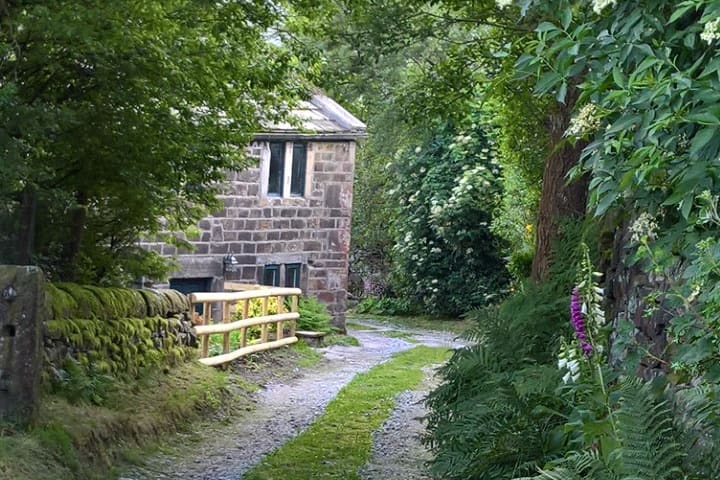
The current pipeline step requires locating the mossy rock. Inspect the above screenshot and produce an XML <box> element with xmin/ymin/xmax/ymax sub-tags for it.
<box><xmin>138</xmin><ymin>289</ymin><xmax>165</xmax><ymax>317</ymax></box>
<box><xmin>106</xmin><ymin>288</ymin><xmax>147</xmax><ymax>318</ymax></box>
<box><xmin>159</xmin><ymin>289</ymin><xmax>190</xmax><ymax>315</ymax></box>
<box><xmin>53</xmin><ymin>283</ymin><xmax>105</xmax><ymax>319</ymax></box>
<box><xmin>146</xmin><ymin>289</ymin><xmax>173</xmax><ymax>316</ymax></box>
<box><xmin>47</xmin><ymin>284</ymin><xmax>79</xmax><ymax>320</ymax></box>
<box><xmin>50</xmin><ymin>283</ymin><xmax>152</xmax><ymax>321</ymax></box>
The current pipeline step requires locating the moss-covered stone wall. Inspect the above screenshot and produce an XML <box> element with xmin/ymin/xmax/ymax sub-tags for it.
<box><xmin>45</xmin><ymin>284</ymin><xmax>197</xmax><ymax>381</ymax></box>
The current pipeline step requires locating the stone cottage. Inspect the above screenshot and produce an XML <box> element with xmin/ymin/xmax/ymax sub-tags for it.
<box><xmin>141</xmin><ymin>93</ymin><xmax>366</xmax><ymax>329</ymax></box>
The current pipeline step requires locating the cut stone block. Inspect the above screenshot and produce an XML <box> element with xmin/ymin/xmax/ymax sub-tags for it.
<box><xmin>0</xmin><ymin>266</ymin><xmax>46</xmax><ymax>426</ymax></box>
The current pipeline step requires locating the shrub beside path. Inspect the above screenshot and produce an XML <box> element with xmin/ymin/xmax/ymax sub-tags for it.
<box><xmin>122</xmin><ymin>319</ymin><xmax>464</xmax><ymax>480</ymax></box>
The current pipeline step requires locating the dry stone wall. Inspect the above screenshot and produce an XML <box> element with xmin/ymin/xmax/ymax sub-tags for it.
<box><xmin>141</xmin><ymin>140</ymin><xmax>356</xmax><ymax>329</ymax></box>
<box><xmin>45</xmin><ymin>284</ymin><xmax>197</xmax><ymax>380</ymax></box>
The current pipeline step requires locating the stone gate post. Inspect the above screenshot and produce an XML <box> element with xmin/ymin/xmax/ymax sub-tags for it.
<box><xmin>0</xmin><ymin>266</ymin><xmax>45</xmax><ymax>425</ymax></box>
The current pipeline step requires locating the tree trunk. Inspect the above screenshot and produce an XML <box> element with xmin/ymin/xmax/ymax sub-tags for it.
<box><xmin>531</xmin><ymin>93</ymin><xmax>588</xmax><ymax>282</ymax></box>
<box><xmin>62</xmin><ymin>191</ymin><xmax>87</xmax><ymax>281</ymax></box>
<box><xmin>16</xmin><ymin>187</ymin><xmax>37</xmax><ymax>265</ymax></box>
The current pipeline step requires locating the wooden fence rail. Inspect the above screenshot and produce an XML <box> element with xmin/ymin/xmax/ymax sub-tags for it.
<box><xmin>190</xmin><ymin>287</ymin><xmax>302</xmax><ymax>367</ymax></box>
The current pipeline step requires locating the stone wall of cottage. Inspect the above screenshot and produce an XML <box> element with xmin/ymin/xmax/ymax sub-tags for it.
<box><xmin>140</xmin><ymin>140</ymin><xmax>355</xmax><ymax>329</ymax></box>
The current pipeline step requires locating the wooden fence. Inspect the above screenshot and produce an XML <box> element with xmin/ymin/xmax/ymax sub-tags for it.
<box><xmin>190</xmin><ymin>287</ymin><xmax>302</xmax><ymax>367</ymax></box>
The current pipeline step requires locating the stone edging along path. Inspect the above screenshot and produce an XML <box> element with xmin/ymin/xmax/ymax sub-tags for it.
<box><xmin>121</xmin><ymin>319</ymin><xmax>465</xmax><ymax>480</ymax></box>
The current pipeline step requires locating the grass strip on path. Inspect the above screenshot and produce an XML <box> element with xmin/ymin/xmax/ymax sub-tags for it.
<box><xmin>346</xmin><ymin>313</ymin><xmax>471</xmax><ymax>335</ymax></box>
<box><xmin>244</xmin><ymin>345</ymin><xmax>451</xmax><ymax>480</ymax></box>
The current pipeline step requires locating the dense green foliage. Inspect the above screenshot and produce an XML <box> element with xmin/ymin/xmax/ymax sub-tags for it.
<box><xmin>520</xmin><ymin>0</ymin><xmax>720</xmax><ymax>388</ymax></box>
<box><xmin>309</xmin><ymin>1</ymin><xmax>720</xmax><ymax>477</ymax></box>
<box><xmin>425</xmin><ymin>225</ymin><xmax>585</xmax><ymax>479</ymax></box>
<box><xmin>307</xmin><ymin>3</ymin><xmax>514</xmax><ymax>311</ymax></box>
<box><xmin>296</xmin><ymin>296</ymin><xmax>334</xmax><ymax>333</ymax></box>
<box><xmin>389</xmin><ymin>119</ymin><xmax>507</xmax><ymax>314</ymax></box>
<box><xmin>0</xmin><ymin>1</ymin><xmax>317</xmax><ymax>284</ymax></box>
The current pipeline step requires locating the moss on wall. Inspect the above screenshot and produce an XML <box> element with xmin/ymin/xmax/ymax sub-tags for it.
<box><xmin>49</xmin><ymin>283</ymin><xmax>178</xmax><ymax>321</ymax></box>
<box><xmin>45</xmin><ymin>284</ymin><xmax>197</xmax><ymax>383</ymax></box>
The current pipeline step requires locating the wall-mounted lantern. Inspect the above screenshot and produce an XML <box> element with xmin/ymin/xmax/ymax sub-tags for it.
<box><xmin>1</xmin><ymin>285</ymin><xmax>16</xmax><ymax>303</ymax></box>
<box><xmin>223</xmin><ymin>254</ymin><xmax>241</xmax><ymax>274</ymax></box>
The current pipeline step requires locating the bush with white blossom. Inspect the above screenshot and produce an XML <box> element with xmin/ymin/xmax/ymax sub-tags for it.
<box><xmin>389</xmin><ymin>118</ymin><xmax>508</xmax><ymax>315</ymax></box>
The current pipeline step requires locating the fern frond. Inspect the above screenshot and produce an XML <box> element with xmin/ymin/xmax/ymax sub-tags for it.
<box><xmin>612</xmin><ymin>380</ymin><xmax>684</xmax><ymax>480</ymax></box>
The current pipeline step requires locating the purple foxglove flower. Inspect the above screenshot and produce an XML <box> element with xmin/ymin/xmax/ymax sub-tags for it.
<box><xmin>570</xmin><ymin>287</ymin><xmax>593</xmax><ymax>356</ymax></box>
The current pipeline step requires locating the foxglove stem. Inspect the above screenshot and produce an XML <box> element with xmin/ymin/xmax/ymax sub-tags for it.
<box><xmin>570</xmin><ymin>287</ymin><xmax>593</xmax><ymax>356</ymax></box>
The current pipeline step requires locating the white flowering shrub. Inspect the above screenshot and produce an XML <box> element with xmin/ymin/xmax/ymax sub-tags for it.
<box><xmin>389</xmin><ymin>118</ymin><xmax>507</xmax><ymax>315</ymax></box>
<box><xmin>565</xmin><ymin>103</ymin><xmax>603</xmax><ymax>138</ymax></box>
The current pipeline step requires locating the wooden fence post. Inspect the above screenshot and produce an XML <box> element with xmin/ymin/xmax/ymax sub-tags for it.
<box><xmin>276</xmin><ymin>295</ymin><xmax>284</xmax><ymax>340</ymax></box>
<box><xmin>189</xmin><ymin>288</ymin><xmax>302</xmax><ymax>367</ymax></box>
<box><xmin>222</xmin><ymin>301</ymin><xmax>230</xmax><ymax>354</ymax></box>
<box><xmin>290</xmin><ymin>295</ymin><xmax>298</xmax><ymax>337</ymax></box>
<box><xmin>201</xmin><ymin>302</ymin><xmax>210</xmax><ymax>358</ymax></box>
<box><xmin>261</xmin><ymin>297</ymin><xmax>269</xmax><ymax>343</ymax></box>
<box><xmin>241</xmin><ymin>299</ymin><xmax>249</xmax><ymax>348</ymax></box>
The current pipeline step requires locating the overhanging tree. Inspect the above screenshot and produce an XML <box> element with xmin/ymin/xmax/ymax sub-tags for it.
<box><xmin>0</xmin><ymin>0</ymin><xmax>315</xmax><ymax>283</ymax></box>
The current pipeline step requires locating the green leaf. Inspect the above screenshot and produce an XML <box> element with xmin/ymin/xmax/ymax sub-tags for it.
<box><xmin>536</xmin><ymin>22</ymin><xmax>559</xmax><ymax>33</ymax></box>
<box><xmin>535</xmin><ymin>71</ymin><xmax>562</xmax><ymax>94</ymax></box>
<box><xmin>699</xmin><ymin>56</ymin><xmax>720</xmax><ymax>78</ymax></box>
<box><xmin>680</xmin><ymin>193</ymin><xmax>693</xmax><ymax>219</ymax></box>
<box><xmin>668</xmin><ymin>2</ymin><xmax>696</xmax><ymax>23</ymax></box>
<box><xmin>595</xmin><ymin>190</ymin><xmax>619</xmax><ymax>216</ymax></box>
<box><xmin>556</xmin><ymin>81</ymin><xmax>568</xmax><ymax>104</ymax></box>
<box><xmin>560</xmin><ymin>7</ymin><xmax>572</xmax><ymax>30</ymax></box>
<box><xmin>676</xmin><ymin>338</ymin><xmax>714</xmax><ymax>365</ymax></box>
<box><xmin>686</xmin><ymin>111</ymin><xmax>720</xmax><ymax>125</ymax></box>
<box><xmin>689</xmin><ymin>127</ymin><xmax>716</xmax><ymax>157</ymax></box>
<box><xmin>607</xmin><ymin>114</ymin><xmax>640</xmax><ymax>134</ymax></box>
<box><xmin>612</xmin><ymin>66</ymin><xmax>626</xmax><ymax>88</ymax></box>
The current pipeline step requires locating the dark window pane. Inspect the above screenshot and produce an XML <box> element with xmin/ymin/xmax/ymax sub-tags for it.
<box><xmin>290</xmin><ymin>143</ymin><xmax>306</xmax><ymax>196</ymax></box>
<box><xmin>285</xmin><ymin>263</ymin><xmax>301</xmax><ymax>288</ymax></box>
<box><xmin>169</xmin><ymin>277</ymin><xmax>212</xmax><ymax>314</ymax></box>
<box><xmin>263</xmin><ymin>265</ymin><xmax>280</xmax><ymax>287</ymax></box>
<box><xmin>268</xmin><ymin>142</ymin><xmax>285</xmax><ymax>196</ymax></box>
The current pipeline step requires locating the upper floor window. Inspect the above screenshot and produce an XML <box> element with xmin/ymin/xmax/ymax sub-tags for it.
<box><xmin>264</xmin><ymin>141</ymin><xmax>308</xmax><ymax>197</ymax></box>
<box><xmin>291</xmin><ymin>143</ymin><xmax>306</xmax><ymax>196</ymax></box>
<box><xmin>268</xmin><ymin>143</ymin><xmax>285</xmax><ymax>196</ymax></box>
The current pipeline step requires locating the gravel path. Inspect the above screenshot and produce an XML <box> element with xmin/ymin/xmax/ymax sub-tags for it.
<box><xmin>359</xmin><ymin>366</ymin><xmax>440</xmax><ymax>480</ymax></box>
<box><xmin>121</xmin><ymin>319</ymin><xmax>462</xmax><ymax>480</ymax></box>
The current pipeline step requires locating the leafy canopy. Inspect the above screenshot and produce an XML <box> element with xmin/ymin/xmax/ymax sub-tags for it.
<box><xmin>0</xmin><ymin>0</ymin><xmax>315</xmax><ymax>283</ymax></box>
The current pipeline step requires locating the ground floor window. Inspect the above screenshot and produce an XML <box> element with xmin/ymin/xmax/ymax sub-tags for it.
<box><xmin>262</xmin><ymin>264</ymin><xmax>281</xmax><ymax>287</ymax></box>
<box><xmin>262</xmin><ymin>263</ymin><xmax>302</xmax><ymax>288</ymax></box>
<box><xmin>285</xmin><ymin>263</ymin><xmax>301</xmax><ymax>288</ymax></box>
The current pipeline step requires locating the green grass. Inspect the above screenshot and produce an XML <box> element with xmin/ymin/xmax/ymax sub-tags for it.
<box><xmin>0</xmin><ymin>361</ymin><xmax>239</xmax><ymax>480</ymax></box>
<box><xmin>347</xmin><ymin>312</ymin><xmax>471</xmax><ymax>335</ymax></box>
<box><xmin>345</xmin><ymin>321</ymin><xmax>379</xmax><ymax>330</ymax></box>
<box><xmin>244</xmin><ymin>345</ymin><xmax>451</xmax><ymax>480</ymax></box>
<box><xmin>323</xmin><ymin>334</ymin><xmax>361</xmax><ymax>347</ymax></box>
<box><xmin>292</xmin><ymin>341</ymin><xmax>323</xmax><ymax>367</ymax></box>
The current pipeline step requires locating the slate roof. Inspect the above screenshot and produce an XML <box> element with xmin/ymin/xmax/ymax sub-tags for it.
<box><xmin>255</xmin><ymin>92</ymin><xmax>367</xmax><ymax>141</ymax></box>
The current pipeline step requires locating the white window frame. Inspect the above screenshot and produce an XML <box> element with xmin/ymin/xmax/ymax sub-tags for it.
<box><xmin>259</xmin><ymin>141</ymin><xmax>312</xmax><ymax>198</ymax></box>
